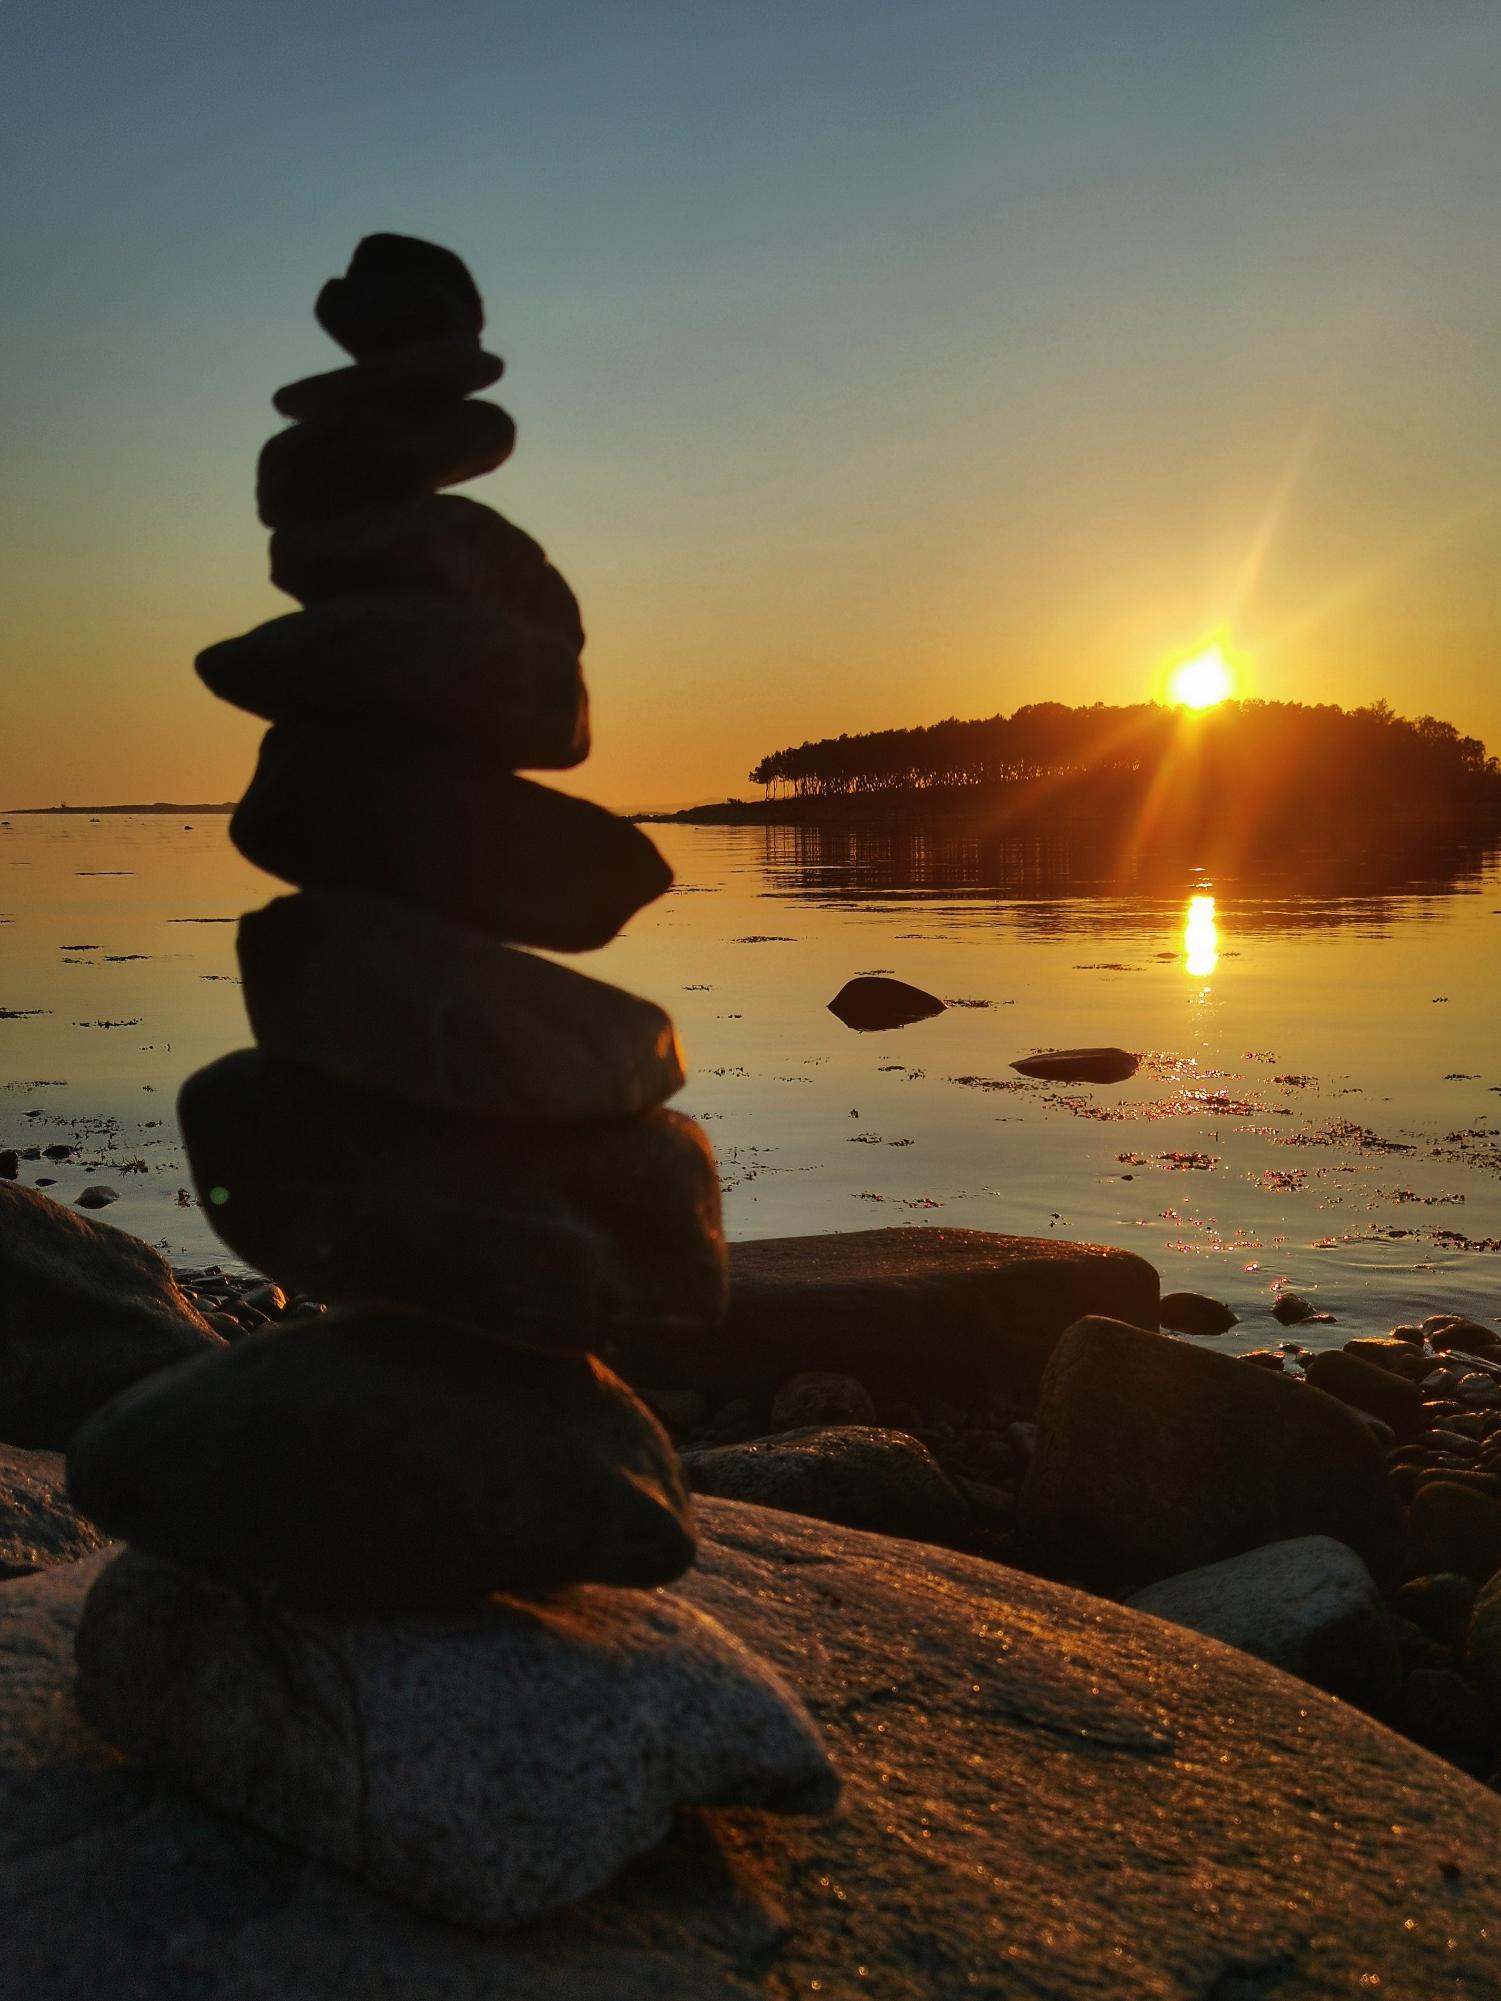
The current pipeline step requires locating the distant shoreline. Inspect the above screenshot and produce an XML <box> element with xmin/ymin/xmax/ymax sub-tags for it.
<box><xmin>2</xmin><ymin>804</ymin><xmax>237</xmax><ymax>816</ymax></box>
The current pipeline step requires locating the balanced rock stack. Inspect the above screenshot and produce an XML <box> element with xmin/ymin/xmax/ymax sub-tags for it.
<box><xmin>64</xmin><ymin>235</ymin><xmax>836</xmax><ymax>1930</ymax></box>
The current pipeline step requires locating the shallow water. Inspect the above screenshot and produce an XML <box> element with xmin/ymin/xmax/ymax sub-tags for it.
<box><xmin>3</xmin><ymin>811</ymin><xmax>1499</xmax><ymax>1353</ymax></box>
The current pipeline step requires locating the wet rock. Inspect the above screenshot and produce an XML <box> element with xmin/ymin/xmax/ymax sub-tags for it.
<box><xmin>1408</xmin><ymin>1481</ymin><xmax>1501</xmax><ymax>1586</ymax></box>
<box><xmin>683</xmin><ymin>1427</ymin><xmax>969</xmax><ymax>1547</ymax></box>
<box><xmin>6</xmin><ymin>1501</ymin><xmax>1501</xmax><ymax>1994</ymax></box>
<box><xmin>177</xmin><ymin>1052</ymin><xmax>726</xmax><ymax>1339</ymax></box>
<box><xmin>198</xmin><ymin>593</ymin><xmax>588</xmax><ymax>769</ymax></box>
<box><xmin>1017</xmin><ymin>1317</ymin><xmax>1401</xmax><ymax>1590</ymax></box>
<box><xmin>1342</xmin><ymin>1336</ymin><xmax>1430</xmax><ymax>1382</ymax></box>
<box><xmin>1305</xmin><ymin>1349</ymin><xmax>1421</xmax><ymax>1440</ymax></box>
<box><xmin>67</xmin><ymin>1312</ymin><xmax>694</xmax><ymax>1612</ymax></box>
<box><xmin>256</xmin><ymin>398</ymin><xmax>515</xmax><ymax>527</ymax></box>
<box><xmin>314</xmin><ymin>232</ymin><xmax>486</xmax><ymax>360</ymax></box>
<box><xmin>1009</xmin><ymin>1047</ymin><xmax>1138</xmax><ymax>1084</ymax></box>
<box><xmin>238</xmin><ymin>892</ymin><xmax>684</xmax><ymax>1120</ymax></box>
<box><xmin>75</xmin><ymin>1546</ymin><xmax>836</xmax><ymax>1931</ymax></box>
<box><xmin>1159</xmin><ymin>1290</ymin><xmax>1237</xmax><ymax>1336</ymax></box>
<box><xmin>1273</xmin><ymin>1292</ymin><xmax>1319</xmax><ymax>1325</ymax></box>
<box><xmin>0</xmin><ymin>1185</ymin><xmax>219</xmax><ymax>1449</ymax></box>
<box><xmin>826</xmin><ymin>976</ymin><xmax>945</xmax><ymax>1031</ymax></box>
<box><xmin>621</xmin><ymin>1226</ymin><xmax>1159</xmax><ymax>1402</ymax></box>
<box><xmin>0</xmin><ymin>1445</ymin><xmax>107</xmax><ymax>1572</ymax></box>
<box><xmin>73</xmin><ymin>1187</ymin><xmax>118</xmax><ymax>1211</ymax></box>
<box><xmin>232</xmin><ymin>726</ymin><xmax>670</xmax><ymax>949</ymax></box>
<box><xmin>1128</xmin><ymin>1536</ymin><xmax>1399</xmax><ymax>1712</ymax></box>
<box><xmin>769</xmin><ymin>1371</ymin><xmax>877</xmax><ymax>1431</ymax></box>
<box><xmin>1431</xmin><ymin>1320</ymin><xmax>1501</xmax><ymax>1355</ymax></box>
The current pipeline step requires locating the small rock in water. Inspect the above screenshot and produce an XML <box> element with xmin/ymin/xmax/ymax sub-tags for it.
<box><xmin>74</xmin><ymin>1186</ymin><xmax>119</xmax><ymax>1210</ymax></box>
<box><xmin>827</xmin><ymin>976</ymin><xmax>945</xmax><ymax>1031</ymax></box>
<box><xmin>67</xmin><ymin>1311</ymin><xmax>697</xmax><ymax>1612</ymax></box>
<box><xmin>1273</xmin><ymin>1292</ymin><xmax>1321</xmax><ymax>1325</ymax></box>
<box><xmin>1009</xmin><ymin>1047</ymin><xmax>1138</xmax><ymax>1084</ymax></box>
<box><xmin>75</xmin><ymin>1547</ymin><xmax>837</xmax><ymax>1931</ymax></box>
<box><xmin>1159</xmin><ymin>1290</ymin><xmax>1237</xmax><ymax>1336</ymax></box>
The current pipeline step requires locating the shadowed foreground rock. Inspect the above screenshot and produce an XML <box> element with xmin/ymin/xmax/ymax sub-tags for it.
<box><xmin>622</xmin><ymin>1226</ymin><xmax>1158</xmax><ymax>1399</ymax></box>
<box><xmin>75</xmin><ymin>1547</ymin><xmax>835</xmax><ymax>1931</ymax></box>
<box><xmin>0</xmin><ymin>1446</ymin><xmax>106</xmax><ymax>1576</ymax></box>
<box><xmin>4</xmin><ymin>1501</ymin><xmax>1500</xmax><ymax>1995</ymax></box>
<box><xmin>1018</xmin><ymin>1316</ymin><xmax>1403</xmax><ymax>1589</ymax></box>
<box><xmin>0</xmin><ymin>1184</ymin><xmax>220</xmax><ymax>1449</ymax></box>
<box><xmin>683</xmin><ymin>1426</ymin><xmax>968</xmax><ymax>1547</ymax></box>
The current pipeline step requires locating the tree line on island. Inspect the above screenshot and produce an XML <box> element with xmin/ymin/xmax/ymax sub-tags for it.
<box><xmin>743</xmin><ymin>698</ymin><xmax>1501</xmax><ymax>832</ymax></box>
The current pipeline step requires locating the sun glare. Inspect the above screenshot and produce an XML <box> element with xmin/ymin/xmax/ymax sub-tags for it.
<box><xmin>1183</xmin><ymin>893</ymin><xmax>1219</xmax><ymax>978</ymax></box>
<box><xmin>1168</xmin><ymin>643</ymin><xmax>1235</xmax><ymax>710</ymax></box>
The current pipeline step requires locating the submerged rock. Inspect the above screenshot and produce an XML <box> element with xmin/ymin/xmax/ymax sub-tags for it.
<box><xmin>826</xmin><ymin>976</ymin><xmax>945</xmax><ymax>1030</ymax></box>
<box><xmin>1009</xmin><ymin>1047</ymin><xmax>1138</xmax><ymax>1083</ymax></box>
<box><xmin>1128</xmin><ymin>1536</ymin><xmax>1400</xmax><ymax>1712</ymax></box>
<box><xmin>68</xmin><ymin>1312</ymin><xmax>695</xmax><ymax>1612</ymax></box>
<box><xmin>1017</xmin><ymin>1316</ymin><xmax>1401</xmax><ymax>1589</ymax></box>
<box><xmin>0</xmin><ymin>1185</ymin><xmax>219</xmax><ymax>1450</ymax></box>
<box><xmin>1159</xmin><ymin>1290</ymin><xmax>1237</xmax><ymax>1336</ymax></box>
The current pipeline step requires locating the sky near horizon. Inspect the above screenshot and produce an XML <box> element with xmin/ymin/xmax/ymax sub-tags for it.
<box><xmin>2</xmin><ymin>1</ymin><xmax>1498</xmax><ymax>811</ymax></box>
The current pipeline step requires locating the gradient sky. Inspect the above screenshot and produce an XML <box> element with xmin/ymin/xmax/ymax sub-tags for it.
<box><xmin>2</xmin><ymin>0</ymin><xmax>1498</xmax><ymax>810</ymax></box>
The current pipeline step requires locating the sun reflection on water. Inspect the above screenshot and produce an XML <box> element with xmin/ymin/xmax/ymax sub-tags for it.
<box><xmin>1184</xmin><ymin>893</ymin><xmax>1219</xmax><ymax>977</ymax></box>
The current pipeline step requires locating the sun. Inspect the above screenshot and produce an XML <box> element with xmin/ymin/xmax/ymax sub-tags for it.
<box><xmin>1167</xmin><ymin>641</ymin><xmax>1235</xmax><ymax>710</ymax></box>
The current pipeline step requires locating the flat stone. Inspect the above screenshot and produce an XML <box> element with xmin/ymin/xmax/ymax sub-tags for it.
<box><xmin>1017</xmin><ymin>1317</ymin><xmax>1401</xmax><ymax>1589</ymax></box>
<box><xmin>683</xmin><ymin>1427</ymin><xmax>968</xmax><ymax>1547</ymax></box>
<box><xmin>315</xmin><ymin>233</ymin><xmax>485</xmax><ymax>359</ymax></box>
<box><xmin>1128</xmin><ymin>1536</ymin><xmax>1400</xmax><ymax>1712</ymax></box>
<box><xmin>1010</xmin><ymin>1047</ymin><xmax>1139</xmax><ymax>1083</ymax></box>
<box><xmin>67</xmin><ymin>1313</ymin><xmax>694</xmax><ymax>1612</ymax></box>
<box><xmin>272</xmin><ymin>341</ymin><xmax>504</xmax><ymax>421</ymax></box>
<box><xmin>0</xmin><ymin>1445</ymin><xmax>106</xmax><ymax>1575</ymax></box>
<box><xmin>826</xmin><ymin>976</ymin><xmax>944</xmax><ymax>1030</ymax></box>
<box><xmin>177</xmin><ymin>1051</ymin><xmax>726</xmax><ymax>1339</ymax></box>
<box><xmin>619</xmin><ymin>1226</ymin><xmax>1158</xmax><ymax>1400</ymax></box>
<box><xmin>1408</xmin><ymin>1480</ymin><xmax>1501</xmax><ymax>1586</ymax></box>
<box><xmin>4</xmin><ymin>1504</ymin><xmax>1501</xmax><ymax>1994</ymax></box>
<box><xmin>75</xmin><ymin>1546</ymin><xmax>835</xmax><ymax>1932</ymax></box>
<box><xmin>232</xmin><ymin>726</ymin><xmax>671</xmax><ymax>949</ymax></box>
<box><xmin>0</xmin><ymin>1184</ymin><xmax>220</xmax><ymax>1449</ymax></box>
<box><xmin>1159</xmin><ymin>1289</ymin><xmax>1237</xmax><ymax>1335</ymax></box>
<box><xmin>238</xmin><ymin>892</ymin><xmax>684</xmax><ymax>1119</ymax></box>
<box><xmin>256</xmin><ymin>398</ymin><xmax>515</xmax><ymax>527</ymax></box>
<box><xmin>268</xmin><ymin>496</ymin><xmax>583</xmax><ymax>646</ymax></box>
<box><xmin>198</xmin><ymin>593</ymin><xmax>588</xmax><ymax>769</ymax></box>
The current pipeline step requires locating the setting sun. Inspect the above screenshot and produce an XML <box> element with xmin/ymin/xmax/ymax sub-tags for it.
<box><xmin>1168</xmin><ymin>642</ymin><xmax>1235</xmax><ymax>710</ymax></box>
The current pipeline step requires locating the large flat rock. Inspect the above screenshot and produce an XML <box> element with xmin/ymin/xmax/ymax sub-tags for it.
<box><xmin>3</xmin><ymin>1501</ymin><xmax>1499</xmax><ymax>1995</ymax></box>
<box><xmin>621</xmin><ymin>1226</ymin><xmax>1159</xmax><ymax>1399</ymax></box>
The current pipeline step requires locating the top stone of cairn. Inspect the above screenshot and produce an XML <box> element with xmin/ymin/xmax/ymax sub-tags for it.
<box><xmin>315</xmin><ymin>233</ymin><xmax>486</xmax><ymax>359</ymax></box>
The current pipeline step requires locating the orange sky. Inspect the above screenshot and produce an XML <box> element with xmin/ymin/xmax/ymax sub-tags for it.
<box><xmin>3</xmin><ymin>3</ymin><xmax>1498</xmax><ymax>812</ymax></box>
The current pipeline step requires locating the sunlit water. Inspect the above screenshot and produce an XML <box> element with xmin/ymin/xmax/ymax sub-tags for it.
<box><xmin>3</xmin><ymin>811</ymin><xmax>1500</xmax><ymax>1355</ymax></box>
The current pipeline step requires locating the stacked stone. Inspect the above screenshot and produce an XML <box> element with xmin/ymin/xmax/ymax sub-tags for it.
<box><xmin>68</xmin><ymin>233</ymin><xmax>728</xmax><ymax>1612</ymax></box>
<box><xmin>64</xmin><ymin>239</ymin><xmax>834</xmax><ymax>1929</ymax></box>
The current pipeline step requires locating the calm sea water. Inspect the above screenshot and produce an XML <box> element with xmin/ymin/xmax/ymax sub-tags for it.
<box><xmin>3</xmin><ymin>811</ymin><xmax>1499</xmax><ymax>1354</ymax></box>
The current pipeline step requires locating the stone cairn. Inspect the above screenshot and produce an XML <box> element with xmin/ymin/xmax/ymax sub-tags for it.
<box><xmin>66</xmin><ymin>235</ymin><xmax>835</xmax><ymax>1930</ymax></box>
